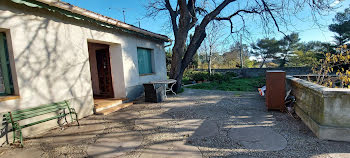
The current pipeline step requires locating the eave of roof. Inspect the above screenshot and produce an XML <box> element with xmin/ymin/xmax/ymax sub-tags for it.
<box><xmin>10</xmin><ymin>0</ymin><xmax>171</xmax><ymax>42</ymax></box>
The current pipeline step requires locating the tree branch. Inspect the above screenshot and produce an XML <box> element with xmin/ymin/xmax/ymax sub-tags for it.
<box><xmin>165</xmin><ymin>0</ymin><xmax>179</xmax><ymax>35</ymax></box>
<box><xmin>261</xmin><ymin>0</ymin><xmax>287</xmax><ymax>36</ymax></box>
<box><xmin>215</xmin><ymin>9</ymin><xmax>260</xmax><ymax>33</ymax></box>
<box><xmin>215</xmin><ymin>9</ymin><xmax>260</xmax><ymax>20</ymax></box>
<box><xmin>199</xmin><ymin>0</ymin><xmax>237</xmax><ymax>28</ymax></box>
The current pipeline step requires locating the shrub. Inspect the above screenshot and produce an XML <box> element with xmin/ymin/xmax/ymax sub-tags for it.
<box><xmin>182</xmin><ymin>70</ymin><xmax>238</xmax><ymax>83</ymax></box>
<box><xmin>183</xmin><ymin>69</ymin><xmax>193</xmax><ymax>80</ymax></box>
<box><xmin>209</xmin><ymin>73</ymin><xmax>225</xmax><ymax>81</ymax></box>
<box><xmin>224</xmin><ymin>72</ymin><xmax>237</xmax><ymax>78</ymax></box>
<box><xmin>191</xmin><ymin>71</ymin><xmax>209</xmax><ymax>81</ymax></box>
<box><xmin>182</xmin><ymin>78</ymin><xmax>194</xmax><ymax>85</ymax></box>
<box><xmin>188</xmin><ymin>77</ymin><xmax>265</xmax><ymax>92</ymax></box>
<box><xmin>208</xmin><ymin>72</ymin><xmax>238</xmax><ymax>82</ymax></box>
<box><xmin>310</xmin><ymin>45</ymin><xmax>350</xmax><ymax>88</ymax></box>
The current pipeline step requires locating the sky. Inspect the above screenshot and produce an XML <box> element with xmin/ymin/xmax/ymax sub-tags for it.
<box><xmin>61</xmin><ymin>0</ymin><xmax>350</xmax><ymax>50</ymax></box>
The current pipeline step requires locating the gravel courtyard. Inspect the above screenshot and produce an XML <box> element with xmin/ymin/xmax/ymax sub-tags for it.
<box><xmin>0</xmin><ymin>88</ymin><xmax>349</xmax><ymax>158</ymax></box>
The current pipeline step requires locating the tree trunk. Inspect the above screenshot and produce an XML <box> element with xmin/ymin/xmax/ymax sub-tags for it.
<box><xmin>208</xmin><ymin>57</ymin><xmax>212</xmax><ymax>75</ymax></box>
<box><xmin>170</xmin><ymin>29</ymin><xmax>207</xmax><ymax>93</ymax></box>
<box><xmin>172</xmin><ymin>68</ymin><xmax>185</xmax><ymax>93</ymax></box>
<box><xmin>259</xmin><ymin>59</ymin><xmax>266</xmax><ymax>68</ymax></box>
<box><xmin>279</xmin><ymin>57</ymin><xmax>286</xmax><ymax>67</ymax></box>
<box><xmin>168</xmin><ymin>0</ymin><xmax>229</xmax><ymax>93</ymax></box>
<box><xmin>208</xmin><ymin>46</ymin><xmax>212</xmax><ymax>75</ymax></box>
<box><xmin>169</xmin><ymin>44</ymin><xmax>186</xmax><ymax>92</ymax></box>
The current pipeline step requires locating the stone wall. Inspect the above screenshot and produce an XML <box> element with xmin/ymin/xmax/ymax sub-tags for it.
<box><xmin>286</xmin><ymin>76</ymin><xmax>350</xmax><ymax>142</ymax></box>
<box><xmin>197</xmin><ymin>67</ymin><xmax>312</xmax><ymax>77</ymax></box>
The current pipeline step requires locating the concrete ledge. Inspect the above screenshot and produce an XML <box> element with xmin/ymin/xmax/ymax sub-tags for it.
<box><xmin>288</xmin><ymin>75</ymin><xmax>350</xmax><ymax>142</ymax></box>
<box><xmin>295</xmin><ymin>105</ymin><xmax>350</xmax><ymax>142</ymax></box>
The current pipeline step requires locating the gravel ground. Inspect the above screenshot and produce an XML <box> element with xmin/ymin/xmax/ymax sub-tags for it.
<box><xmin>0</xmin><ymin>88</ymin><xmax>349</xmax><ymax>158</ymax></box>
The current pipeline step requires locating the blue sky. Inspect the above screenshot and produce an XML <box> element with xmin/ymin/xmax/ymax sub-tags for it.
<box><xmin>62</xmin><ymin>0</ymin><xmax>349</xmax><ymax>48</ymax></box>
<box><xmin>61</xmin><ymin>0</ymin><xmax>166</xmax><ymax>33</ymax></box>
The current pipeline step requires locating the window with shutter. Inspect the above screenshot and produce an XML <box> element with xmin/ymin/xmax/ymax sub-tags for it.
<box><xmin>137</xmin><ymin>48</ymin><xmax>153</xmax><ymax>75</ymax></box>
<box><xmin>0</xmin><ymin>32</ymin><xmax>14</xmax><ymax>95</ymax></box>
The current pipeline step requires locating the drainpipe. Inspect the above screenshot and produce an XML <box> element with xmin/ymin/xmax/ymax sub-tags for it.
<box><xmin>164</xmin><ymin>40</ymin><xmax>173</xmax><ymax>48</ymax></box>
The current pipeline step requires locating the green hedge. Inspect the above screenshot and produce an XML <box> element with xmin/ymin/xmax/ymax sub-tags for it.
<box><xmin>183</xmin><ymin>70</ymin><xmax>237</xmax><ymax>83</ymax></box>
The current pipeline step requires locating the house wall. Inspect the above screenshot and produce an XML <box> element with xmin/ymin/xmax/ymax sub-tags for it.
<box><xmin>0</xmin><ymin>0</ymin><xmax>166</xmax><ymax>145</ymax></box>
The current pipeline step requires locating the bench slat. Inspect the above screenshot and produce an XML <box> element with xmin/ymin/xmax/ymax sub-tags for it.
<box><xmin>20</xmin><ymin>113</ymin><xmax>66</xmax><ymax>129</ymax></box>
<box><xmin>10</xmin><ymin>101</ymin><xmax>67</xmax><ymax>115</ymax></box>
<box><xmin>10</xmin><ymin>105</ymin><xmax>66</xmax><ymax>117</ymax></box>
<box><xmin>7</xmin><ymin>107</ymin><xmax>66</xmax><ymax>123</ymax></box>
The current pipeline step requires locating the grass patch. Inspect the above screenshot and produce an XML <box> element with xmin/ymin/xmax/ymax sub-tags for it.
<box><xmin>187</xmin><ymin>77</ymin><xmax>265</xmax><ymax>92</ymax></box>
<box><xmin>178</xmin><ymin>88</ymin><xmax>185</xmax><ymax>93</ymax></box>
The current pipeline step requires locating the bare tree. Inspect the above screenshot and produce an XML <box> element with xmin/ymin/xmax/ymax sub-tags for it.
<box><xmin>147</xmin><ymin>0</ymin><xmax>332</xmax><ymax>92</ymax></box>
<box><xmin>199</xmin><ymin>21</ymin><xmax>222</xmax><ymax>75</ymax></box>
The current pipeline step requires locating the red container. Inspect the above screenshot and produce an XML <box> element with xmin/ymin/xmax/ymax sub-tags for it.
<box><xmin>266</xmin><ymin>70</ymin><xmax>285</xmax><ymax>111</ymax></box>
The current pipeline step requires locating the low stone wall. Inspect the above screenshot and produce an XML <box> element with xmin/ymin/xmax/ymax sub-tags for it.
<box><xmin>286</xmin><ymin>76</ymin><xmax>350</xmax><ymax>142</ymax></box>
<box><xmin>197</xmin><ymin>67</ymin><xmax>312</xmax><ymax>77</ymax></box>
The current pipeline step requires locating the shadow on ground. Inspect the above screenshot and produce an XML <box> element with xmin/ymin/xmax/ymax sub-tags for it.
<box><xmin>0</xmin><ymin>88</ymin><xmax>350</xmax><ymax>158</ymax></box>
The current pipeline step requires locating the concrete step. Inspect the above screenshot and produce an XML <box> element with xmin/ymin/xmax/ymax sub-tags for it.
<box><xmin>94</xmin><ymin>98</ymin><xmax>127</xmax><ymax>112</ymax></box>
<box><xmin>95</xmin><ymin>102</ymin><xmax>134</xmax><ymax>115</ymax></box>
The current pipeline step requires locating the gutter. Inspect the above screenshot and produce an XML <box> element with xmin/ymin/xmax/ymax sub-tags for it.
<box><xmin>14</xmin><ymin>0</ymin><xmax>171</xmax><ymax>42</ymax></box>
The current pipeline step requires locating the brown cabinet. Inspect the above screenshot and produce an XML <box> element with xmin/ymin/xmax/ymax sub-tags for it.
<box><xmin>266</xmin><ymin>70</ymin><xmax>285</xmax><ymax>111</ymax></box>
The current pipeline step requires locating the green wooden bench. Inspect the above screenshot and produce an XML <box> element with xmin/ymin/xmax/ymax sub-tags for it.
<box><xmin>3</xmin><ymin>100</ymin><xmax>79</xmax><ymax>146</ymax></box>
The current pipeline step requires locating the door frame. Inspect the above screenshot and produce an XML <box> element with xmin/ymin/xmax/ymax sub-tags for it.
<box><xmin>87</xmin><ymin>42</ymin><xmax>115</xmax><ymax>98</ymax></box>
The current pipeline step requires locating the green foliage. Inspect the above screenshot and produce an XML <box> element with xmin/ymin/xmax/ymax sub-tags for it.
<box><xmin>251</xmin><ymin>37</ymin><xmax>280</xmax><ymax>68</ymax></box>
<box><xmin>288</xmin><ymin>50</ymin><xmax>318</xmax><ymax>66</ymax></box>
<box><xmin>183</xmin><ymin>71</ymin><xmax>209</xmax><ymax>82</ymax></box>
<box><xmin>190</xmin><ymin>52</ymin><xmax>199</xmax><ymax>68</ymax></box>
<box><xmin>300</xmin><ymin>41</ymin><xmax>333</xmax><ymax>53</ymax></box>
<box><xmin>188</xmin><ymin>77</ymin><xmax>266</xmax><ymax>91</ymax></box>
<box><xmin>207</xmin><ymin>72</ymin><xmax>238</xmax><ymax>82</ymax></box>
<box><xmin>310</xmin><ymin>45</ymin><xmax>350</xmax><ymax>88</ymax></box>
<box><xmin>244</xmin><ymin>58</ymin><xmax>255</xmax><ymax>68</ymax></box>
<box><xmin>251</xmin><ymin>38</ymin><xmax>280</xmax><ymax>58</ymax></box>
<box><xmin>182</xmin><ymin>70</ymin><xmax>238</xmax><ymax>84</ymax></box>
<box><xmin>191</xmin><ymin>71</ymin><xmax>209</xmax><ymax>81</ymax></box>
<box><xmin>251</xmin><ymin>33</ymin><xmax>332</xmax><ymax>67</ymax></box>
<box><xmin>329</xmin><ymin>6</ymin><xmax>350</xmax><ymax>46</ymax></box>
<box><xmin>275</xmin><ymin>32</ymin><xmax>301</xmax><ymax>67</ymax></box>
<box><xmin>197</xmin><ymin>42</ymin><xmax>255</xmax><ymax>69</ymax></box>
<box><xmin>178</xmin><ymin>88</ymin><xmax>185</xmax><ymax>93</ymax></box>
<box><xmin>208</xmin><ymin>73</ymin><xmax>227</xmax><ymax>81</ymax></box>
<box><xmin>165</xmin><ymin>48</ymin><xmax>172</xmax><ymax>70</ymax></box>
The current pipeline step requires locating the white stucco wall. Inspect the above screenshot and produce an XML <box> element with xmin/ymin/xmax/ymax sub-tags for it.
<box><xmin>0</xmin><ymin>1</ymin><xmax>166</xmax><ymax>145</ymax></box>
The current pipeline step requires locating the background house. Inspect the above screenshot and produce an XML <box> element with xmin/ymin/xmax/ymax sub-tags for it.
<box><xmin>0</xmin><ymin>0</ymin><xmax>169</xmax><ymax>145</ymax></box>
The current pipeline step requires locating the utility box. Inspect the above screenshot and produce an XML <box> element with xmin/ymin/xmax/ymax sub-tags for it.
<box><xmin>266</xmin><ymin>70</ymin><xmax>286</xmax><ymax>111</ymax></box>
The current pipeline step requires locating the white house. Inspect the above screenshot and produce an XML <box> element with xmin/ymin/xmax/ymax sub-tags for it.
<box><xmin>0</xmin><ymin>0</ymin><xmax>170</xmax><ymax>145</ymax></box>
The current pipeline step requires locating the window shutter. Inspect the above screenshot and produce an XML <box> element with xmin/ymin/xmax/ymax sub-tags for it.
<box><xmin>0</xmin><ymin>33</ymin><xmax>14</xmax><ymax>95</ymax></box>
<box><xmin>144</xmin><ymin>49</ymin><xmax>152</xmax><ymax>74</ymax></box>
<box><xmin>137</xmin><ymin>48</ymin><xmax>145</xmax><ymax>74</ymax></box>
<box><xmin>137</xmin><ymin>48</ymin><xmax>153</xmax><ymax>75</ymax></box>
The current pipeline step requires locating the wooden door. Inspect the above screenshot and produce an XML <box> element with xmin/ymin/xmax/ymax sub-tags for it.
<box><xmin>96</xmin><ymin>48</ymin><xmax>114</xmax><ymax>98</ymax></box>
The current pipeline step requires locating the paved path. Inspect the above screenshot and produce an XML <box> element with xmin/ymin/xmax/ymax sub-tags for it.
<box><xmin>1</xmin><ymin>88</ymin><xmax>350</xmax><ymax>157</ymax></box>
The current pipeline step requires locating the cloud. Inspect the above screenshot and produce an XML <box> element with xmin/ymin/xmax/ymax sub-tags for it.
<box><xmin>330</xmin><ymin>0</ymin><xmax>342</xmax><ymax>7</ymax></box>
